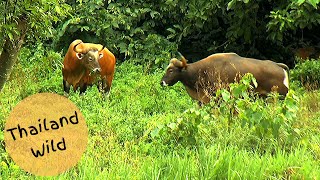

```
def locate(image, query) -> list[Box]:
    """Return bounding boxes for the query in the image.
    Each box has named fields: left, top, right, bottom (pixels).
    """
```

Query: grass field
left=1, top=46, right=320, bottom=179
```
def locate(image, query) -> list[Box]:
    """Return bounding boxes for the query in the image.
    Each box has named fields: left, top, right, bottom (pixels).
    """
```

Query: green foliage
left=124, top=34, right=177, bottom=69
left=53, top=0, right=178, bottom=68
left=49, top=0, right=320, bottom=68
left=291, top=59, right=320, bottom=90
left=7, top=44, right=64, bottom=98
left=137, top=146, right=319, bottom=179
left=267, top=0, right=320, bottom=42
left=147, top=74, right=300, bottom=151
left=1, top=46, right=320, bottom=178
left=0, top=0, right=70, bottom=45
left=212, top=74, right=299, bottom=140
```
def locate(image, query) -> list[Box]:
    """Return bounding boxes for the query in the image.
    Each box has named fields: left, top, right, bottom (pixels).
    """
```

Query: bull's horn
left=73, top=41, right=83, bottom=53
left=170, top=58, right=183, bottom=68
left=98, top=44, right=104, bottom=51
left=178, top=52, right=187, bottom=68
left=85, top=43, right=104, bottom=52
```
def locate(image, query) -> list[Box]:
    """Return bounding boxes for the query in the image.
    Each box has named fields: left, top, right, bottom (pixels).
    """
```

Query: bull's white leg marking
left=283, top=69, right=289, bottom=89
left=64, top=92, right=69, bottom=97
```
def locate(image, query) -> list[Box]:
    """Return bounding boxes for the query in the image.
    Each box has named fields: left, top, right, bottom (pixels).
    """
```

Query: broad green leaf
left=232, top=86, right=242, bottom=98
left=167, top=28, right=176, bottom=34
left=221, top=90, right=231, bottom=102
left=308, top=0, right=319, bottom=9
left=167, top=123, right=177, bottom=130
left=150, top=128, right=160, bottom=138
left=112, top=21, right=119, bottom=28
left=227, top=0, right=237, bottom=10
left=55, top=5, right=61, bottom=14
left=297, top=0, right=306, bottom=5
left=150, top=11, right=159, bottom=18
left=8, top=32, right=13, bottom=40
left=150, top=125, right=164, bottom=138
left=155, top=57, right=161, bottom=64
left=203, top=115, right=210, bottom=121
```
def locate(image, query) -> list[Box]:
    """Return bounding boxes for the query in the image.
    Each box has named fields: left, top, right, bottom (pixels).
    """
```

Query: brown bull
left=160, top=53, right=289, bottom=104
left=62, top=39, right=116, bottom=94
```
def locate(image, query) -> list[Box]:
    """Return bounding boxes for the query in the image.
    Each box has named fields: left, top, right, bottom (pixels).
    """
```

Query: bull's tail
left=277, top=63, right=290, bottom=90
left=276, top=63, right=289, bottom=72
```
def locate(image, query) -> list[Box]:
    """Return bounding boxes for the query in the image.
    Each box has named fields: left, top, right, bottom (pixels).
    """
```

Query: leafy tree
left=53, top=0, right=320, bottom=69
left=0, top=0, right=70, bottom=91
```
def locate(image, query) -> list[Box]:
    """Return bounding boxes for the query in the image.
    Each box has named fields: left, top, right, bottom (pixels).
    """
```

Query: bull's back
left=192, top=53, right=288, bottom=95
left=63, top=40, right=81, bottom=70
left=99, top=48, right=116, bottom=77
left=226, top=56, right=288, bottom=95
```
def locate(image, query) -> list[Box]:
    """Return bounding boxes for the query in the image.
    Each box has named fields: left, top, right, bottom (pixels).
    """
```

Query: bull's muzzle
left=161, top=81, right=168, bottom=87
left=93, top=68, right=102, bottom=73
left=89, top=68, right=102, bottom=75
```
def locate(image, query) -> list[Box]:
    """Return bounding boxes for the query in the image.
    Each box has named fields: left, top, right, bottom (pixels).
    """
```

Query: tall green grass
left=1, top=45, right=320, bottom=179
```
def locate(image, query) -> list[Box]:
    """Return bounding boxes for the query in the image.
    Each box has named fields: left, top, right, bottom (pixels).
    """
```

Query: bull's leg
left=63, top=80, right=70, bottom=96
left=103, top=80, right=111, bottom=94
left=99, top=78, right=111, bottom=95
left=79, top=84, right=88, bottom=94
left=104, top=75, right=114, bottom=94
left=97, top=80, right=104, bottom=93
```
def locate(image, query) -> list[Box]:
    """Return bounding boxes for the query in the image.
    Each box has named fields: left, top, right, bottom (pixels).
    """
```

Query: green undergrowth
left=1, top=46, right=320, bottom=179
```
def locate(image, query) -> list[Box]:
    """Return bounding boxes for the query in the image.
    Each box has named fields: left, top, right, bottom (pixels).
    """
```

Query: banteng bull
left=62, top=39, right=116, bottom=94
left=161, top=53, right=289, bottom=104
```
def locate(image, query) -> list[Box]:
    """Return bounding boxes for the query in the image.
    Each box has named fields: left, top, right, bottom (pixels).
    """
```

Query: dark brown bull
left=62, top=39, right=116, bottom=94
left=160, top=53, right=289, bottom=104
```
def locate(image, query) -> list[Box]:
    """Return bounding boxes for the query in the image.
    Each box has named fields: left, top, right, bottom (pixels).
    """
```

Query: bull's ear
left=99, top=53, right=104, bottom=59
left=76, top=53, right=84, bottom=60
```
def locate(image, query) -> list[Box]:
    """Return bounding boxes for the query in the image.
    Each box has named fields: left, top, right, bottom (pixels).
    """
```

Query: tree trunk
left=0, top=16, right=28, bottom=91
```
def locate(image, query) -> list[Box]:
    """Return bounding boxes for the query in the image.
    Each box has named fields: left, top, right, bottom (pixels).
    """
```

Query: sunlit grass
left=1, top=47, right=320, bottom=179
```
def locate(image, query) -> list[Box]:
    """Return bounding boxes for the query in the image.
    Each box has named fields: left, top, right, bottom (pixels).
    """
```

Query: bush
left=146, top=74, right=300, bottom=152
left=291, top=59, right=320, bottom=90
left=127, top=34, right=178, bottom=70
left=50, top=0, right=320, bottom=68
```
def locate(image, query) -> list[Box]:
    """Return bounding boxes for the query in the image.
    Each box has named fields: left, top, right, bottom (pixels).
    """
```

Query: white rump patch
left=283, top=69, right=289, bottom=89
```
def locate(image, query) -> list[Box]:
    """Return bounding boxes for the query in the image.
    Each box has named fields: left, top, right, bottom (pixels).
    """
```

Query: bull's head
left=74, top=42, right=104, bottom=74
left=161, top=53, right=187, bottom=86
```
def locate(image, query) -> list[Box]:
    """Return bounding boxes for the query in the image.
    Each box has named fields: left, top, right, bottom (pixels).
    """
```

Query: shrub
left=127, top=34, right=178, bottom=70
left=291, top=59, right=320, bottom=90
left=146, top=74, right=300, bottom=152
left=51, top=0, right=320, bottom=68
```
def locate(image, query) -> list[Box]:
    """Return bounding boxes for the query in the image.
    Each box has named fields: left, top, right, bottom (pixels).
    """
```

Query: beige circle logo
left=4, top=93, right=88, bottom=176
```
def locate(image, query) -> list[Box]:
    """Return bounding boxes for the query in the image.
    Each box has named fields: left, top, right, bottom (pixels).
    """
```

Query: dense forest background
left=1, top=0, right=320, bottom=74
left=51, top=0, right=320, bottom=67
